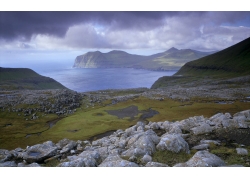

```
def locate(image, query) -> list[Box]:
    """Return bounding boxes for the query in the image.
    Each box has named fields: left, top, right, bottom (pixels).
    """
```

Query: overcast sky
left=1, top=11, right=250, bottom=69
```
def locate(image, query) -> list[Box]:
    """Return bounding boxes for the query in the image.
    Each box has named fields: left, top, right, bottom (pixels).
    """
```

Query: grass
left=1, top=95, right=250, bottom=150
left=209, top=143, right=250, bottom=166
left=152, top=149, right=197, bottom=166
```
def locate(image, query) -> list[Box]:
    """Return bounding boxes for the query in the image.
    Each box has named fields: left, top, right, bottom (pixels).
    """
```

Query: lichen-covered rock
left=236, top=148, right=248, bottom=155
left=185, top=150, right=225, bottom=167
left=98, top=155, right=139, bottom=167
left=22, top=141, right=58, bottom=163
left=156, top=134, right=190, bottom=153
left=145, top=161, right=168, bottom=167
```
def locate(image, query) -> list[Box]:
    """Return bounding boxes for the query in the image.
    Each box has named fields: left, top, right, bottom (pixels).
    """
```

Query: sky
left=1, top=9, right=250, bottom=69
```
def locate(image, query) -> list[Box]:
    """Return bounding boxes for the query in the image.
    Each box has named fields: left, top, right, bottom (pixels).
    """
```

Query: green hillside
left=175, top=37, right=250, bottom=77
left=0, top=67, right=67, bottom=90
left=73, top=48, right=214, bottom=71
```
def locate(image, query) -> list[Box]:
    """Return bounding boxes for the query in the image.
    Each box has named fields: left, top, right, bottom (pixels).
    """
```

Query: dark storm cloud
left=0, top=11, right=201, bottom=41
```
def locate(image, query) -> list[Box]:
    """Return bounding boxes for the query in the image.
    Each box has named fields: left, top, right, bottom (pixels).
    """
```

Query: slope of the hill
left=0, top=67, right=67, bottom=90
left=175, top=37, right=250, bottom=77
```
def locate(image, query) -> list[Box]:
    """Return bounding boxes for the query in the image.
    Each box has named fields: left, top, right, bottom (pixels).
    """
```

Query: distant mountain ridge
left=73, top=48, right=214, bottom=71
left=0, top=67, right=67, bottom=90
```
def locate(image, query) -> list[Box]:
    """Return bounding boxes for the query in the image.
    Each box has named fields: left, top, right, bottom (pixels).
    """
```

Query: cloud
left=0, top=12, right=250, bottom=52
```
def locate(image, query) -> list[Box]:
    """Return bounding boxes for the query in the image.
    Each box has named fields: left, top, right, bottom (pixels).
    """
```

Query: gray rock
left=236, top=148, right=248, bottom=155
left=192, top=144, right=209, bottom=150
left=98, top=155, right=139, bottom=167
left=0, top=149, right=13, bottom=163
left=22, top=141, right=58, bottom=163
left=123, top=129, right=160, bottom=157
left=0, top=161, right=17, bottom=167
left=156, top=134, right=190, bottom=153
left=185, top=150, right=225, bottom=167
left=200, top=140, right=221, bottom=146
left=60, top=141, right=77, bottom=154
left=17, top=162, right=41, bottom=167
left=145, top=162, right=168, bottom=167
left=140, top=154, right=152, bottom=164
left=190, top=123, right=213, bottom=135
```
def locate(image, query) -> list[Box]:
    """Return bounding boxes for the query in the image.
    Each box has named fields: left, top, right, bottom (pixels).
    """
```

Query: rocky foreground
left=1, top=109, right=250, bottom=167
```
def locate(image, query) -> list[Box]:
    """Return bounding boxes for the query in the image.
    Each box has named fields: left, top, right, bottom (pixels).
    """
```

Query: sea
left=36, top=67, right=177, bottom=92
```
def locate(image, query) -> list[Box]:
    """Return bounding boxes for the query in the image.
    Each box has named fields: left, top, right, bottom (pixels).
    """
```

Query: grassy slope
left=0, top=67, right=66, bottom=90
left=175, top=37, right=250, bottom=77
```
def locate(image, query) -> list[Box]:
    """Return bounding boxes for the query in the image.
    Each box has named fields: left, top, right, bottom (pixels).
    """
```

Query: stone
left=156, top=134, right=190, bottom=154
left=190, top=123, right=213, bottom=135
left=98, top=155, right=139, bottom=167
left=0, top=149, right=13, bottom=163
left=140, top=154, right=152, bottom=164
left=59, top=140, right=77, bottom=154
left=185, top=150, right=225, bottom=167
left=0, top=161, right=17, bottom=167
left=145, top=162, right=168, bottom=167
left=123, top=129, right=160, bottom=157
left=22, top=141, right=58, bottom=163
left=191, top=144, right=209, bottom=150
left=200, top=140, right=220, bottom=146
left=236, top=148, right=248, bottom=155
left=17, top=162, right=41, bottom=167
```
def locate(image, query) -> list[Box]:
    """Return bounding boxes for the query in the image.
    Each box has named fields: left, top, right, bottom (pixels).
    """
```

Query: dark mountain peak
left=165, top=47, right=179, bottom=53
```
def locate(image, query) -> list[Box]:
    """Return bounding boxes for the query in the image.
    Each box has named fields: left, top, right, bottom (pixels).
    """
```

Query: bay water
left=37, top=67, right=177, bottom=92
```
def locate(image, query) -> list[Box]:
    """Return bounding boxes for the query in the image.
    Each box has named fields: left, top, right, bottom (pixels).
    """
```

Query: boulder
left=22, top=141, right=58, bottom=163
left=122, top=129, right=160, bottom=157
left=98, top=155, right=139, bottom=167
left=140, top=154, right=152, bottom=164
left=0, top=161, right=17, bottom=167
left=191, top=144, right=209, bottom=150
left=17, top=162, right=41, bottom=167
left=236, top=148, right=248, bottom=155
left=190, top=123, right=213, bottom=135
left=156, top=134, right=190, bottom=154
left=185, top=150, right=225, bottom=167
left=0, top=149, right=13, bottom=163
left=145, top=162, right=168, bottom=167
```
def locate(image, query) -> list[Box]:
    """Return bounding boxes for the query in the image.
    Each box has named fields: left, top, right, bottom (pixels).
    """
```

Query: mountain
left=175, top=37, right=250, bottom=77
left=0, top=67, right=67, bottom=90
left=73, top=48, right=214, bottom=71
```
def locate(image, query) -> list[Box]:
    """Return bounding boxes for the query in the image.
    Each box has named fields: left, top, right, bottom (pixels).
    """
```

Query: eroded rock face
left=156, top=134, right=190, bottom=154
left=185, top=150, right=225, bottom=167
left=22, top=141, right=58, bottom=163
left=98, top=155, right=139, bottom=167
